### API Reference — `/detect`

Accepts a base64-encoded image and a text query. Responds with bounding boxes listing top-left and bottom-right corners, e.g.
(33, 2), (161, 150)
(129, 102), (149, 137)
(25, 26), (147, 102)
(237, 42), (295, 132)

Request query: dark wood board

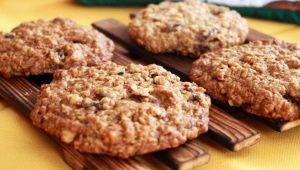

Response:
(92, 19), (300, 133)
(93, 19), (261, 152)
(0, 52), (211, 170)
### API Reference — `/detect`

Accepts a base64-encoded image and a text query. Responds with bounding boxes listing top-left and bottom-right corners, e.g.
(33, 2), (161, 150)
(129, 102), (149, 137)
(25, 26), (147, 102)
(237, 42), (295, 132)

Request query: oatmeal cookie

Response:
(31, 61), (210, 158)
(128, 0), (248, 57)
(0, 17), (114, 78)
(190, 40), (300, 121)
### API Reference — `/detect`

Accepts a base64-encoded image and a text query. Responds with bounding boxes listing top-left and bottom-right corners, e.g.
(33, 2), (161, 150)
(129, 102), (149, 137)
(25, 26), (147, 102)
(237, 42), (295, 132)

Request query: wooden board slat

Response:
(214, 100), (300, 132)
(93, 19), (261, 151)
(268, 120), (300, 132)
(92, 19), (300, 133)
(154, 140), (210, 170)
(208, 107), (260, 151)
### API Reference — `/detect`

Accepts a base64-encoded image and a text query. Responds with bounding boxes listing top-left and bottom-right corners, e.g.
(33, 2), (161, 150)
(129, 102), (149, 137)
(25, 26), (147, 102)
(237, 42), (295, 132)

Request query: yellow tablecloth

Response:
(0, 0), (299, 169)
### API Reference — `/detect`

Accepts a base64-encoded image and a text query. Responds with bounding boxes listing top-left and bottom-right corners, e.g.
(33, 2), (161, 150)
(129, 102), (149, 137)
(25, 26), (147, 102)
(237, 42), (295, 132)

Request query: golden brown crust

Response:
(31, 61), (210, 158)
(190, 40), (300, 121)
(0, 17), (114, 78)
(128, 0), (248, 57)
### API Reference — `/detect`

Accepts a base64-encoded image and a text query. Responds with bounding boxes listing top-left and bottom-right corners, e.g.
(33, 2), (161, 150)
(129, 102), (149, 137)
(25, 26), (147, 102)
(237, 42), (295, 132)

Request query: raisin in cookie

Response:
(128, 0), (248, 57)
(190, 40), (300, 121)
(0, 17), (114, 78)
(31, 61), (210, 158)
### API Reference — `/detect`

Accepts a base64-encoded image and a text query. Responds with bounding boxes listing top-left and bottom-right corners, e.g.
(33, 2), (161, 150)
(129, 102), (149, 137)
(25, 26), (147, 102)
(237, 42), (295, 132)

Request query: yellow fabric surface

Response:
(0, 0), (299, 169)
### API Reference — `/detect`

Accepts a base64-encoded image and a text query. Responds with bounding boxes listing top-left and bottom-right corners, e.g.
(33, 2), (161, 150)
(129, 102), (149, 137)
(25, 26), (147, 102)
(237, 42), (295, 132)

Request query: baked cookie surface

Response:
(0, 17), (114, 78)
(128, 0), (248, 57)
(190, 40), (300, 121)
(31, 61), (210, 158)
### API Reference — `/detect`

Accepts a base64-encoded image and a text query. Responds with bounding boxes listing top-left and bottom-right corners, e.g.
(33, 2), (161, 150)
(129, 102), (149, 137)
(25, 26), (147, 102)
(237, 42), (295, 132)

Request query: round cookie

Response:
(0, 17), (114, 78)
(31, 61), (210, 158)
(190, 40), (300, 121)
(128, 0), (248, 57)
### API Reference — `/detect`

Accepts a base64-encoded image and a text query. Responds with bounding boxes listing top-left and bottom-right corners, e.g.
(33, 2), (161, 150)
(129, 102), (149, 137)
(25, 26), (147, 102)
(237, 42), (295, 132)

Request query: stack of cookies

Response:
(0, 0), (299, 159)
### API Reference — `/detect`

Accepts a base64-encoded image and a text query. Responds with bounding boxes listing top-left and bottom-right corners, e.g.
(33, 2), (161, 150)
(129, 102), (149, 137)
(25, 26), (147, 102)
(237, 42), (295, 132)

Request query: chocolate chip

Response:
(161, 27), (171, 33)
(92, 103), (102, 111)
(187, 88), (194, 93)
(283, 94), (300, 105)
(189, 95), (201, 102)
(54, 48), (67, 58)
(4, 33), (14, 39)
(95, 93), (104, 99)
(152, 18), (159, 22)
(150, 73), (158, 78)
(198, 44), (210, 53)
(198, 36), (207, 42)
(129, 94), (143, 102)
(117, 72), (124, 75)
(130, 13), (136, 19)
(40, 117), (44, 124)
(211, 9), (223, 16)
(193, 95), (200, 101)
(72, 40), (83, 44)
(161, 24), (183, 33)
